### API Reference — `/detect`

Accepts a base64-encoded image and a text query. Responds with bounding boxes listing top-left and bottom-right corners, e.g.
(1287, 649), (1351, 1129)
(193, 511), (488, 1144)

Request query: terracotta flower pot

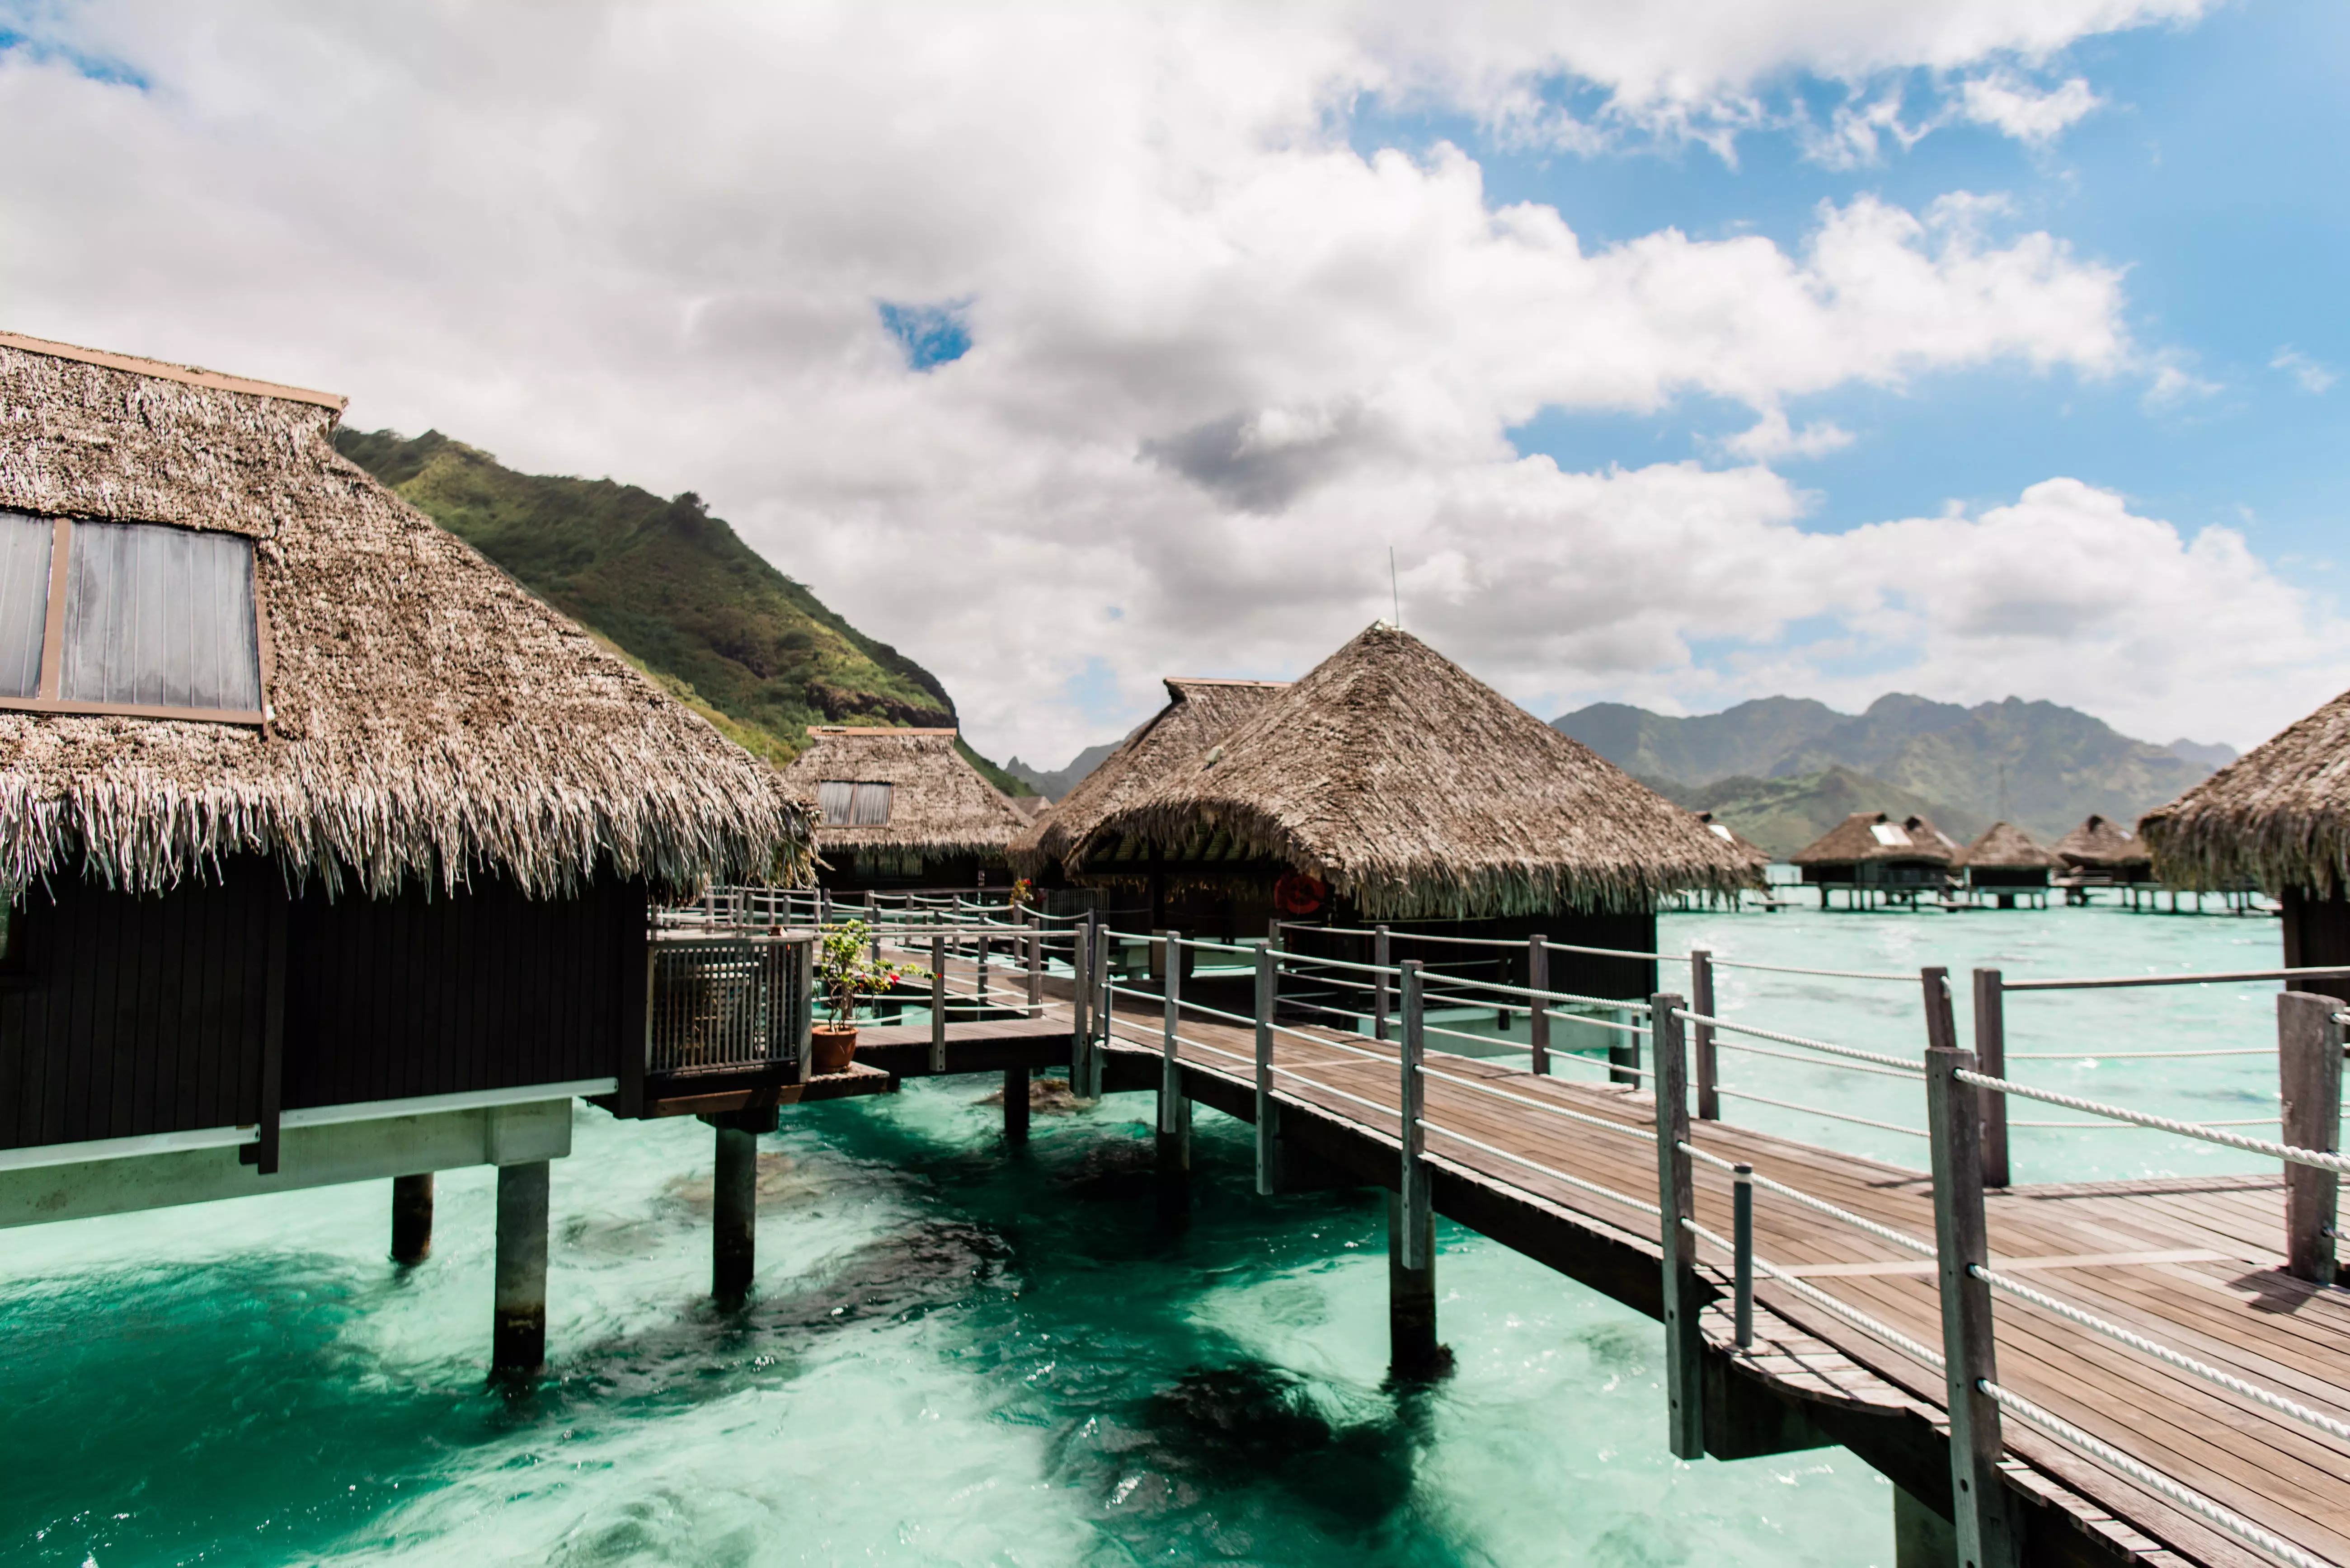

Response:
(811, 1023), (859, 1075)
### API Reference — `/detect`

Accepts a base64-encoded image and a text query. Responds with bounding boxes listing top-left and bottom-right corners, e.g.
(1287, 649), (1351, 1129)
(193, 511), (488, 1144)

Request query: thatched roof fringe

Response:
(779, 728), (1025, 859)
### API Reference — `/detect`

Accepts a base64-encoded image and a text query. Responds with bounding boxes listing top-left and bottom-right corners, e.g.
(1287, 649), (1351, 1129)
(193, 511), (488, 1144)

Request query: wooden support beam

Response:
(1372, 925), (1390, 1041)
(929, 934), (947, 1075)
(1071, 921), (1093, 1095)
(2278, 988), (2344, 1285)
(1254, 943), (1279, 1197)
(1651, 992), (1703, 1459)
(1158, 930), (1189, 1204)
(1923, 967), (2020, 1568)
(1391, 960), (1443, 1379)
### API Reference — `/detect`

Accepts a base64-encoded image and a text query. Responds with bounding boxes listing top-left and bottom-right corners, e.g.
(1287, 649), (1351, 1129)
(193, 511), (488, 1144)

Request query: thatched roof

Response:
(2051, 813), (2152, 873)
(2140, 693), (2350, 893)
(1791, 812), (1961, 868)
(1010, 676), (1288, 878)
(1007, 794), (1051, 825)
(0, 332), (812, 901)
(778, 727), (1027, 859)
(1696, 812), (1773, 869)
(1070, 623), (1759, 918)
(1958, 821), (2057, 870)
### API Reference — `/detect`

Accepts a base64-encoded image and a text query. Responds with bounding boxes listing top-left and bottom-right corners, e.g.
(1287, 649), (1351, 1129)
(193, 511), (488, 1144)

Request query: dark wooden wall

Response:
(0, 858), (277, 1150)
(0, 858), (648, 1151)
(283, 872), (644, 1110)
(2282, 887), (2350, 993)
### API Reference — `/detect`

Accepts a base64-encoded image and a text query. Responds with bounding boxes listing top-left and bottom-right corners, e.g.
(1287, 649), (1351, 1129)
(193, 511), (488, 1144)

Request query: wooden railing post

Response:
(1089, 920), (1110, 1099)
(1690, 948), (1719, 1121)
(1071, 920), (1093, 1095)
(1025, 917), (1043, 1019)
(1924, 966), (2019, 1568)
(1391, 960), (1441, 1378)
(1372, 925), (1391, 1041)
(1609, 1009), (1643, 1087)
(1255, 944), (1278, 1197)
(1159, 930), (1189, 1187)
(1651, 993), (1703, 1459)
(1731, 1161), (1754, 1349)
(2279, 990), (2344, 1285)
(1528, 935), (1549, 1077)
(792, 936), (814, 1086)
(929, 933), (947, 1075)
(1974, 968), (2010, 1188)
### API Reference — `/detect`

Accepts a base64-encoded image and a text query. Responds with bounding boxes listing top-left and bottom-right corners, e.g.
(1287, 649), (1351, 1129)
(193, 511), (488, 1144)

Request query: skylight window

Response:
(1869, 823), (1913, 847)
(0, 511), (265, 722)
(816, 781), (893, 825)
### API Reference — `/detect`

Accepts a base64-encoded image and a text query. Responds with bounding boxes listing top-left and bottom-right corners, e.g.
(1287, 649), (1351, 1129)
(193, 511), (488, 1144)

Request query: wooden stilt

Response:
(1004, 1067), (1031, 1143)
(1158, 930), (1189, 1208)
(1651, 994), (1703, 1458)
(2279, 989), (2344, 1285)
(713, 1123), (756, 1308)
(492, 1160), (550, 1376)
(1391, 961), (1444, 1379)
(390, 1172), (433, 1265)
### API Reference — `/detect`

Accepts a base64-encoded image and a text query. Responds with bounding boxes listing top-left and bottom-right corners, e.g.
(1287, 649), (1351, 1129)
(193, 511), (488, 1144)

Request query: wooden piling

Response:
(1004, 1068), (1031, 1142)
(713, 1124), (756, 1308)
(1372, 925), (1390, 1041)
(2278, 989), (2344, 1285)
(1254, 943), (1279, 1197)
(1924, 967), (2020, 1568)
(492, 1160), (550, 1376)
(1391, 960), (1441, 1378)
(390, 1172), (433, 1265)
(929, 934), (947, 1075)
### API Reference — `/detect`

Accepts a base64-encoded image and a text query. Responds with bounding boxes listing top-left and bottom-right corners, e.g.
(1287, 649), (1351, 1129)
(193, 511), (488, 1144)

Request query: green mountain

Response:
(1002, 741), (1121, 802)
(1556, 693), (2228, 842)
(1649, 767), (1990, 860)
(335, 428), (1029, 791)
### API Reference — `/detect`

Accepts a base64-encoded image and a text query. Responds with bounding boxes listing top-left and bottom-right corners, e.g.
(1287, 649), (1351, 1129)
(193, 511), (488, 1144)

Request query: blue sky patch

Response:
(879, 300), (972, 371)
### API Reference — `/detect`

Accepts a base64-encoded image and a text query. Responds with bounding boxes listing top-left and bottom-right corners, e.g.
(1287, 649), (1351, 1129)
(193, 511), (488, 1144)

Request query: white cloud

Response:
(1957, 71), (2105, 141)
(2271, 347), (2337, 394)
(0, 0), (2294, 767)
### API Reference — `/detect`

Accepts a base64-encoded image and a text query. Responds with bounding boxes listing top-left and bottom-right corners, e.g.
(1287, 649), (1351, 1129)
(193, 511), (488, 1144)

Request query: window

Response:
(1868, 822), (1912, 847)
(0, 511), (264, 722)
(815, 780), (893, 825)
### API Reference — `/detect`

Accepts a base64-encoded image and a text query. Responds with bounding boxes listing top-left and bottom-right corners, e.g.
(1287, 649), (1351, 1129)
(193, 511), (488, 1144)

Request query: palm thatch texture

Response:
(2137, 696), (2350, 892)
(1071, 623), (1760, 920)
(2051, 813), (2154, 876)
(1696, 811), (1773, 869)
(778, 728), (1029, 861)
(1010, 676), (1289, 880)
(0, 331), (813, 902)
(1957, 821), (2058, 870)
(1790, 812), (1962, 871)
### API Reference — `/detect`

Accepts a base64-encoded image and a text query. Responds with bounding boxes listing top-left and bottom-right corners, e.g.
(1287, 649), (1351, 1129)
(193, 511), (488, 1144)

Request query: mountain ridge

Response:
(335, 427), (1032, 793)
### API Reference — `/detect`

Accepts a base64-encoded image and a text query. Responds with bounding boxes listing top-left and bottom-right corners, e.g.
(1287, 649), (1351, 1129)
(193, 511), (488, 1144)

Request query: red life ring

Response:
(1274, 870), (1328, 917)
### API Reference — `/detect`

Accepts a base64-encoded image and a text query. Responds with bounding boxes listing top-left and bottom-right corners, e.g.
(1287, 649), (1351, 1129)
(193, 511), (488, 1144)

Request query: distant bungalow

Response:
(2051, 813), (2156, 904)
(1790, 812), (1961, 909)
(1010, 675), (1291, 922)
(779, 726), (1029, 892)
(1696, 812), (1772, 871)
(0, 331), (809, 1368)
(2142, 686), (2350, 967)
(1053, 622), (1757, 1004)
(1957, 822), (2058, 909)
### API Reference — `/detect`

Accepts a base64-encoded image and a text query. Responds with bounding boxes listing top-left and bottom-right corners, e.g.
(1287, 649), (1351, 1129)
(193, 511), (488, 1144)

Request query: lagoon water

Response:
(2, 900), (2304, 1566)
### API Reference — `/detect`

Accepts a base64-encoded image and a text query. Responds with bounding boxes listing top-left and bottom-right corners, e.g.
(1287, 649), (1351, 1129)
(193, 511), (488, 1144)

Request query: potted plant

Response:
(811, 919), (918, 1074)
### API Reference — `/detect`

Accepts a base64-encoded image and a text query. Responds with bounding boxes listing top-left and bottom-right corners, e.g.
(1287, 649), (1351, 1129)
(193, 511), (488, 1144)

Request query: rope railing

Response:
(1422, 1120), (1661, 1215)
(1705, 958), (1920, 982)
(1975, 1266), (2350, 1444)
(2001, 964), (2350, 993)
(1711, 1087), (1927, 1138)
(1710, 1038), (1925, 1082)
(1681, 1215), (1946, 1370)
(1301, 923), (1680, 963)
(1674, 1008), (1922, 1075)
(2006, 1047), (2272, 1060)
(1981, 1383), (2331, 1568)
(1954, 1069), (2350, 1173)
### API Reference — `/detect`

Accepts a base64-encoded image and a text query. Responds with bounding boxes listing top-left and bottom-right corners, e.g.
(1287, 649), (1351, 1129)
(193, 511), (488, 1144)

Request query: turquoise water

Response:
(1, 902), (2300, 1565)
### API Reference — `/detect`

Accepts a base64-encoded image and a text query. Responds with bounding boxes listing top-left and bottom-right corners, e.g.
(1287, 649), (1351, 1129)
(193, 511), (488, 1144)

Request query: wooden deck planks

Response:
(1067, 991), (2350, 1568)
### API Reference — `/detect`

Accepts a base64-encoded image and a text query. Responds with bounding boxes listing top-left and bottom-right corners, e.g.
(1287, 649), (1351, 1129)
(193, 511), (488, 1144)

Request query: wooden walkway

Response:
(1074, 993), (2348, 1568)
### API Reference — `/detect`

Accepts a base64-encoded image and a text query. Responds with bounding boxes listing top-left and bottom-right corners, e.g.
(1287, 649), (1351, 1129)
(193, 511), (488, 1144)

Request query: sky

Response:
(0, 0), (2342, 767)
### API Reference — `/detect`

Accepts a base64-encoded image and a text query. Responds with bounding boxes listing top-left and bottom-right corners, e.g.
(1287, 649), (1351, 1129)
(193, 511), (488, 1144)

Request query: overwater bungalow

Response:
(0, 332), (810, 1365)
(1790, 812), (1961, 909)
(2051, 812), (2155, 903)
(778, 726), (1029, 893)
(1956, 821), (2058, 909)
(1010, 675), (1290, 920)
(1060, 622), (1757, 1007)
(2141, 686), (2350, 968)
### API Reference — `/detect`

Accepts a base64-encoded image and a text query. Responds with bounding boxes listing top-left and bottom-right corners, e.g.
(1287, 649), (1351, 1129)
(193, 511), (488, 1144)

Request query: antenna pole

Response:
(1389, 546), (1400, 629)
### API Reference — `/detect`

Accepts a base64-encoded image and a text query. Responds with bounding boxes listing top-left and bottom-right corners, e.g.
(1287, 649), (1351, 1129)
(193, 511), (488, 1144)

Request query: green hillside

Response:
(1654, 766), (1991, 860)
(336, 428), (1028, 791)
